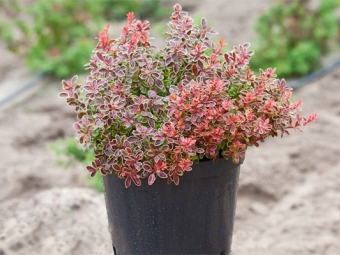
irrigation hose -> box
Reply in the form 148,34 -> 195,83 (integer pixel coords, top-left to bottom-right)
287,58 -> 340,88
0,72 -> 45,106
1,58 -> 340,107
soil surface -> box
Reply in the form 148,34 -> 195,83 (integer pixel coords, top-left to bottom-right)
1,1 -> 340,255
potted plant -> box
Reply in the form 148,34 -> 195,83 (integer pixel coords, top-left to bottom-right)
59,4 -> 316,254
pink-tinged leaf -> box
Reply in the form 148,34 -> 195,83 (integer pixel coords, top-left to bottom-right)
141,170 -> 149,178
71,75 -> 78,85
105,149 -> 113,156
201,18 -> 207,29
73,122 -> 81,130
139,73 -> 148,80
132,176 -> 141,186
128,136 -> 137,143
154,140 -> 162,146
125,177 -> 132,188
165,57 -> 172,65
148,76 -> 154,85
157,172 -> 167,178
173,174 -> 179,185
196,148 -> 205,154
96,52 -> 104,61
148,90 -> 156,98
153,73 -> 161,79
174,3 -> 182,12
115,150 -> 122,157
148,174 -> 156,185
129,60 -> 135,68
156,80 -> 164,89
85,134 -> 91,143
59,92 -> 68,98
117,70 -> 125,77
112,95 -> 120,103
148,119 -> 155,128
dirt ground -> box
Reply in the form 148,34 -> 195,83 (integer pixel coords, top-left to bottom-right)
1,0 -> 340,254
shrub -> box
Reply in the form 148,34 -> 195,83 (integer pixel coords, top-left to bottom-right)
60,4 -> 316,187
49,138 -> 103,192
250,0 -> 340,78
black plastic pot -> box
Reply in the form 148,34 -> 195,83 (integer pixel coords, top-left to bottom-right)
103,158 -> 243,255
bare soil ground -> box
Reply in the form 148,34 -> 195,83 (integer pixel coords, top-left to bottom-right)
1,1 -> 340,254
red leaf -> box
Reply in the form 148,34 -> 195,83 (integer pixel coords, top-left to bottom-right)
132,176 -> 141,186
112,164 -> 121,171
96,52 -> 105,61
125,177 -> 132,188
86,166 -> 97,177
192,64 -> 198,76
198,60 -> 204,69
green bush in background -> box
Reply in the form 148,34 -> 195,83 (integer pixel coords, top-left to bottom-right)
0,0 -> 168,78
250,0 -> 340,78
49,138 -> 103,192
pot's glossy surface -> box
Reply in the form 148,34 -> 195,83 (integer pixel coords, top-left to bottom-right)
103,158 -> 242,255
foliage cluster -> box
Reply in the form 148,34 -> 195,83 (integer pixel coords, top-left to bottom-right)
251,0 -> 340,78
0,0 -> 167,78
60,4 -> 316,187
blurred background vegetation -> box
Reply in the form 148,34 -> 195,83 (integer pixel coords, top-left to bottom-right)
0,0 -> 169,78
1,0 -> 339,192
1,0 -> 339,79
251,0 -> 340,78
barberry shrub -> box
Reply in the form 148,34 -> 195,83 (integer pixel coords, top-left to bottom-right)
60,4 -> 316,187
